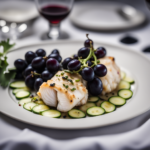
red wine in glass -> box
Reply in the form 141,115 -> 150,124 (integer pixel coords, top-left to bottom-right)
35,0 -> 74,39
40,5 -> 70,24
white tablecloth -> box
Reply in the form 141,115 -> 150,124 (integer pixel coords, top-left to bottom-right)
1,0 -> 150,149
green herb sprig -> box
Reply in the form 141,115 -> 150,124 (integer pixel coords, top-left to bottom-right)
0,39 -> 16,87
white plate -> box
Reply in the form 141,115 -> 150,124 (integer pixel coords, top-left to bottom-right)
0,40 -> 150,129
70,1 -> 146,31
0,1 -> 39,23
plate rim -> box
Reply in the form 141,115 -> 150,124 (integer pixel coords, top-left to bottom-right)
1,40 -> 150,130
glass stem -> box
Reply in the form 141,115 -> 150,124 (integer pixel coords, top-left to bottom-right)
48,23 -> 60,40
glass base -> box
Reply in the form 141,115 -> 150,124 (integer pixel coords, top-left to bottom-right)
41,30 -> 70,40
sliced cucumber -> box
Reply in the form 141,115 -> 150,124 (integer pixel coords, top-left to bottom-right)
101,101 -> 116,113
121,71 -> 126,79
18,98 -> 32,106
15,90 -> 30,99
35,100 -> 45,105
88,96 -> 99,103
23,102 -> 37,111
32,105 -> 49,114
96,100 -> 104,106
118,89 -> 133,100
41,110 -> 61,118
68,109 -> 86,119
124,76 -> 134,84
79,103 -> 96,112
87,106 -> 105,116
109,96 -> 126,106
117,80 -> 131,90
13,88 -> 29,95
10,81 -> 26,89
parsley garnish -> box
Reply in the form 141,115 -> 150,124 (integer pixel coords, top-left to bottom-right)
0,39 -> 16,87
75,79 -> 80,82
63,84 -> 68,89
71,88 -> 76,91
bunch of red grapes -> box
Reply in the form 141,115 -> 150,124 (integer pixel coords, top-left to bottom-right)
14,49 -> 62,91
62,35 -> 107,95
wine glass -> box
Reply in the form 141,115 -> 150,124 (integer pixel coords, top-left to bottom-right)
35,0 -> 74,40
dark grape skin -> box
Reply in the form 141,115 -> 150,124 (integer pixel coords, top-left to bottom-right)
95,47 -> 106,59
94,64 -> 107,77
84,39 -> 93,47
67,59 -> 81,71
25,51 -> 37,64
25,74 -> 35,89
73,54 -> 78,59
24,66 -> 34,77
31,57 -> 45,70
34,78 -> 43,92
88,77 -> 103,96
14,59 -> 27,71
41,70 -> 53,82
86,60 -> 93,67
62,57 -> 73,69
78,47 -> 90,59
15,71 -> 24,80
36,49 -> 46,57
46,58 -> 60,72
81,67 -> 95,81
48,53 -> 62,63
51,49 -> 59,55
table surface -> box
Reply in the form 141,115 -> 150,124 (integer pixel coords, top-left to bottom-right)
1,0 -> 150,140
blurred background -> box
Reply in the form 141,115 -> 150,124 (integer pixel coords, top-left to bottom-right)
0,0 -> 150,57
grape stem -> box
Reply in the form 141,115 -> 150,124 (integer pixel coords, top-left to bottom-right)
65,35 -> 100,74
31,71 -> 41,77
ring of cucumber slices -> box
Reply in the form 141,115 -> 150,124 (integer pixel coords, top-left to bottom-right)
11,70 -> 135,119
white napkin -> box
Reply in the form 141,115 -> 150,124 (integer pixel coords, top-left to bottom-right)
0,119 -> 150,150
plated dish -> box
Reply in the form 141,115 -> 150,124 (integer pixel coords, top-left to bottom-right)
10,35 -> 135,119
1,40 -> 150,129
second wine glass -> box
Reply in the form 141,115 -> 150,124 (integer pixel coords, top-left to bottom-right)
35,0 -> 74,40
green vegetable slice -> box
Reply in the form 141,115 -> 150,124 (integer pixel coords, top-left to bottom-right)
88,96 -> 99,103
68,109 -> 86,119
18,98 -> 32,106
15,90 -> 30,99
123,76 -> 134,84
118,89 -> 133,100
32,105 -> 49,114
10,81 -> 26,89
41,110 -> 61,118
87,106 -> 105,116
101,101 -> 116,113
117,80 -> 131,90
79,103 -> 96,112
109,96 -> 126,106
23,102 -> 37,111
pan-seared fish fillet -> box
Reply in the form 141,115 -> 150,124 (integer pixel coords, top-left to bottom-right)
99,56 -> 121,95
37,71 -> 88,112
